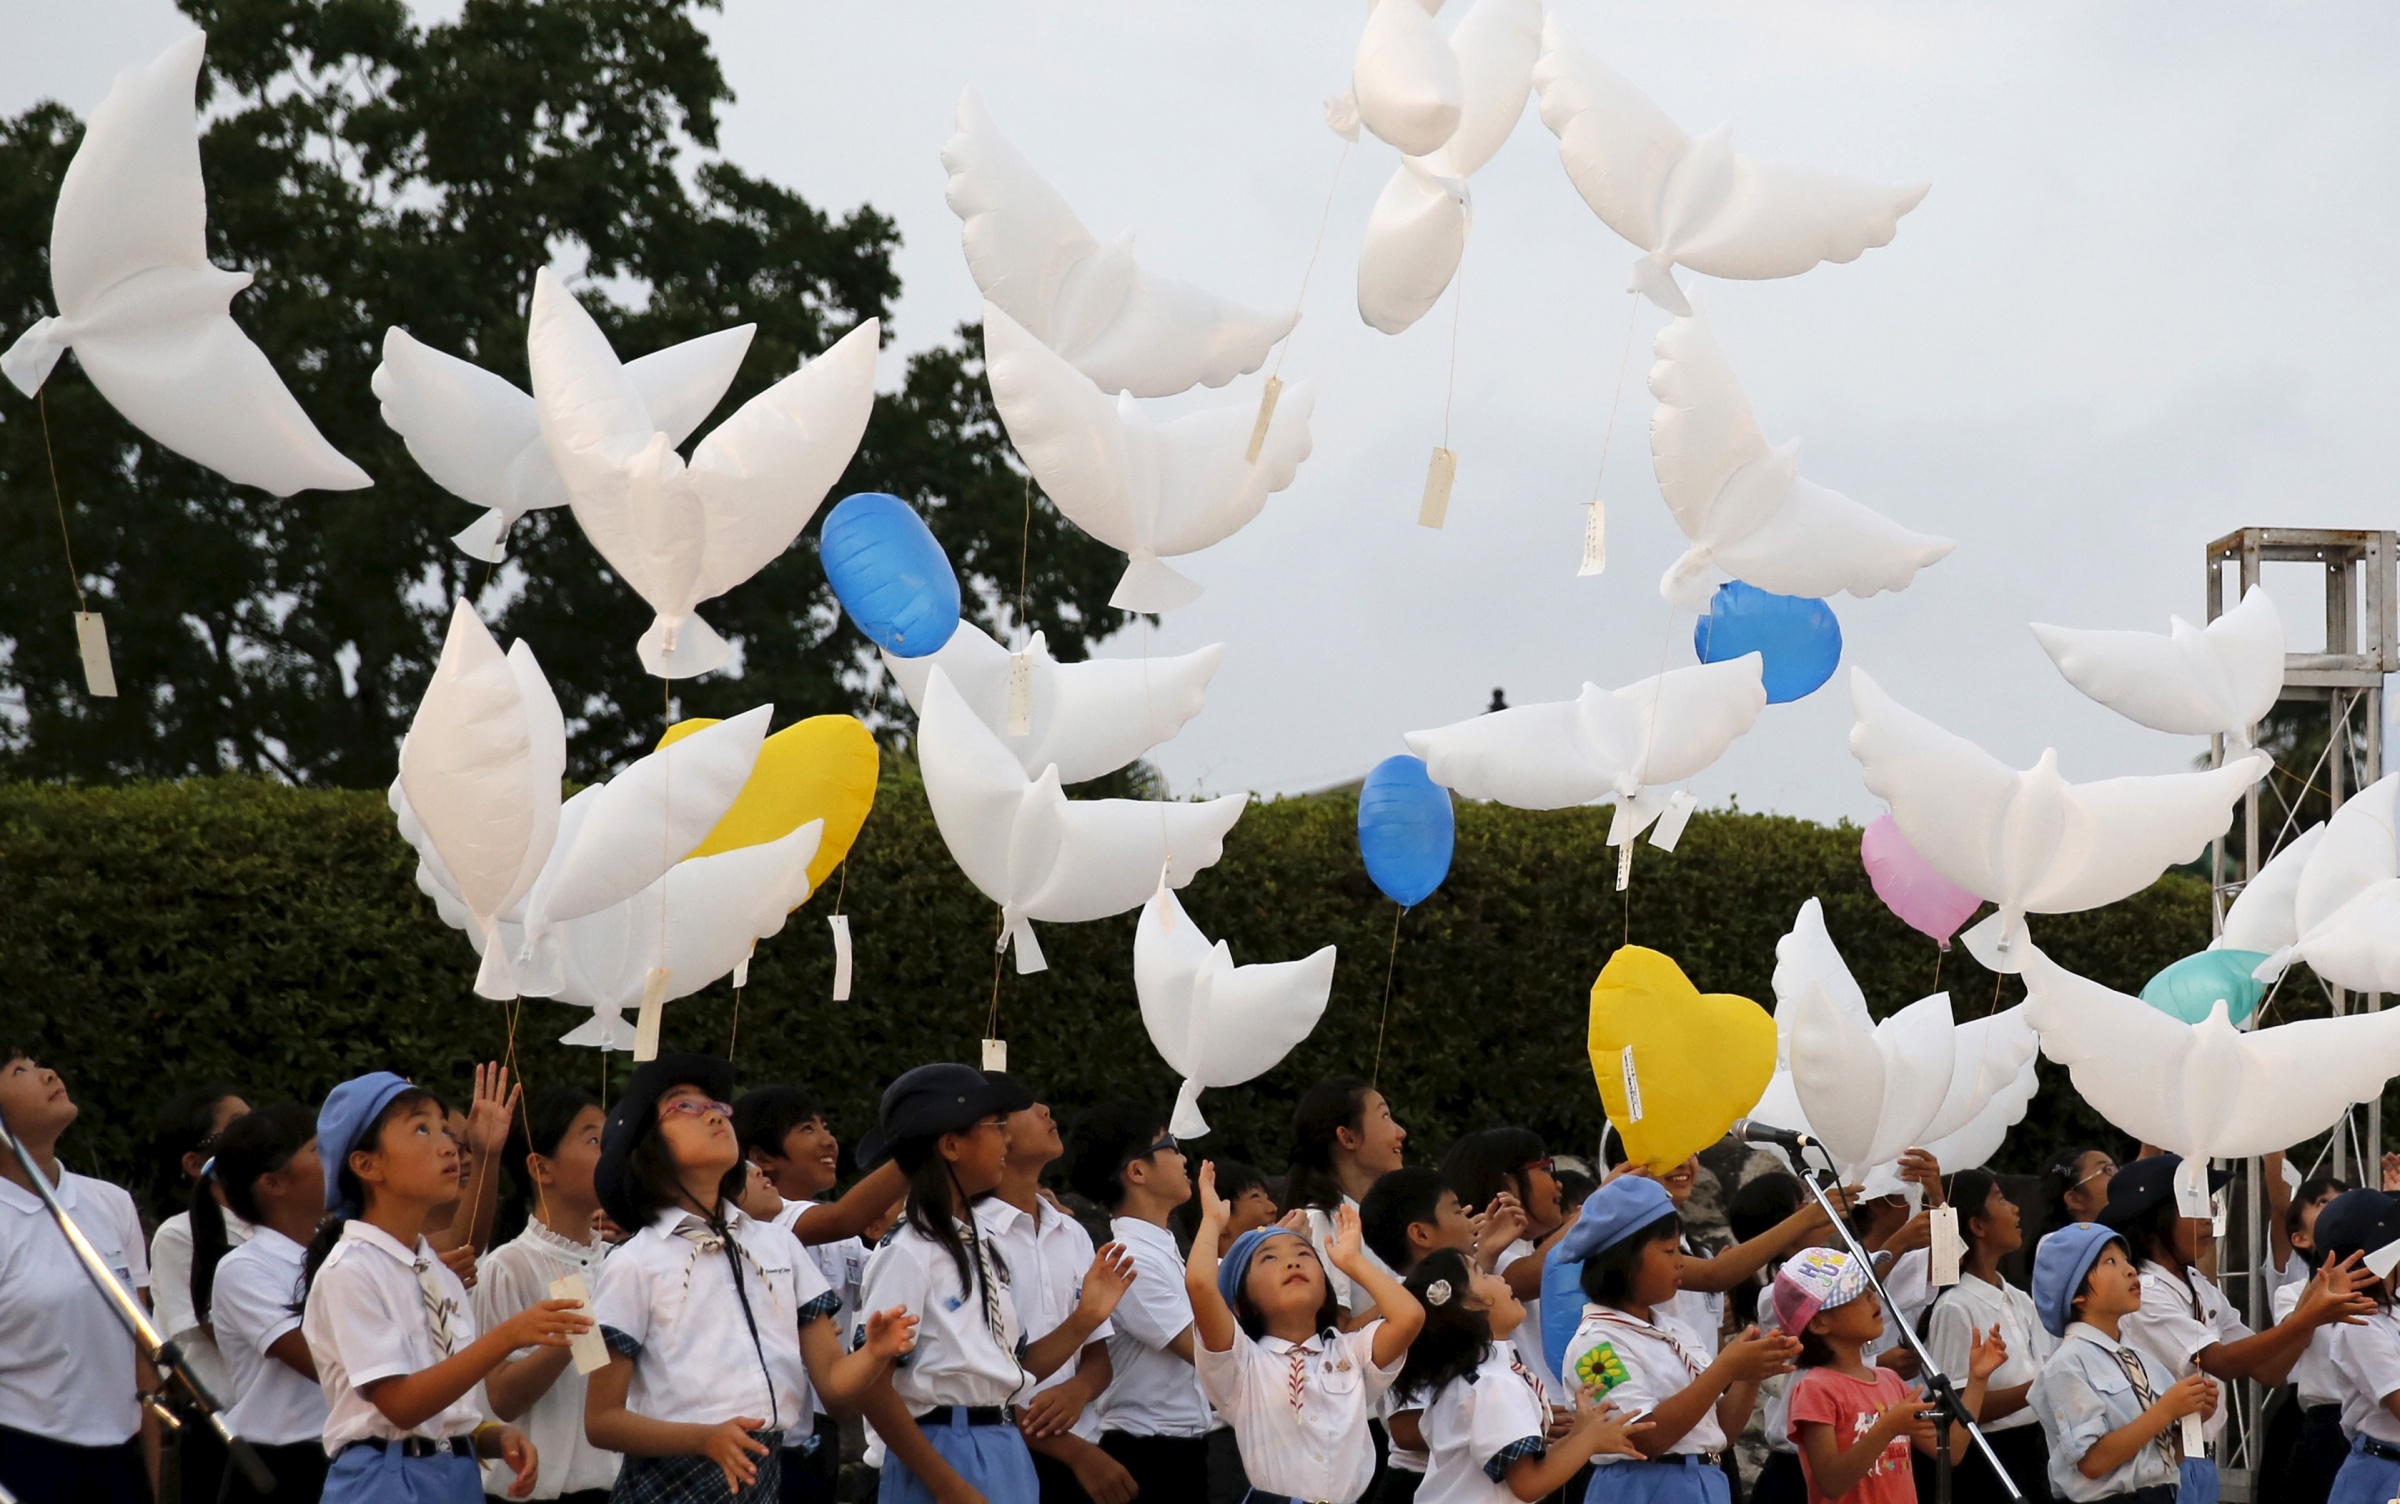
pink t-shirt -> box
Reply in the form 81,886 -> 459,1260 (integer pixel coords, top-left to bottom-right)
1786,1365 -> 1916,1504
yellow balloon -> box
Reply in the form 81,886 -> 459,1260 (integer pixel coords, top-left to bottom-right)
1586,946 -> 1775,1173
658,714 -> 878,892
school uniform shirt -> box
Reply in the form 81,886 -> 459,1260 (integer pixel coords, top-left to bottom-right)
1304,1201 -> 1395,1316
151,1205 -> 253,1411
858,1216 -> 1030,1412
1561,1305 -> 1725,1464
1785,1364 -> 1915,1504
2027,1321 -> 2182,1503
1498,1239 -> 1546,1382
976,1195 -> 1113,1443
590,1205 -> 836,1434
2270,1278 -> 2344,1410
1866,1249 -> 1931,1362
1923,1271 -> 2055,1434
1194,1321 -> 1400,1504
1753,1298 -> 1797,1456
302,1219 -> 484,1451
1667,1238 -> 1727,1358
2323,1306 -> 2400,1446
2118,1260 -> 2247,1448
0,1168 -> 150,1445
774,1199 -> 870,1346
474,1217 -> 619,1498
1100,1216 -> 1212,1439
1418,1346 -> 1551,1504
1380,1383 -> 1430,1474
211,1227 -> 325,1447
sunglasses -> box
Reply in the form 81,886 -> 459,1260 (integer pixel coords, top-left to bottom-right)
658,1098 -> 735,1123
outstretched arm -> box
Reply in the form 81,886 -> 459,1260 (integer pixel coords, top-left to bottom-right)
1184,1164 -> 1239,1354
1327,1203 -> 1423,1369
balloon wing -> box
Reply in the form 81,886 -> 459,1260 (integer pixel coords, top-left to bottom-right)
2216,823 -> 2324,958
1,33 -> 371,496
1136,887 -> 1336,1137
2286,773 -> 2400,992
1351,0 -> 1465,158
1770,900 -> 1955,1178
2031,584 -> 2284,745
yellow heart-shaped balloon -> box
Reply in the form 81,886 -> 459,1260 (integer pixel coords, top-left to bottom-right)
1587,946 -> 1775,1172
658,714 -> 878,892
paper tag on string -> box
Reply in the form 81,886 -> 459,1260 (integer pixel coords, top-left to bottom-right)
633,967 -> 670,1062
828,914 -> 852,1001
2173,1156 -> 2214,1220
1005,650 -> 1033,736
2180,1412 -> 2205,1461
1578,500 -> 1607,577
1418,447 -> 1457,529
1649,791 -> 1699,853
548,1273 -> 611,1374
731,948 -> 751,991
2211,1188 -> 2228,1241
1618,1045 -> 1644,1123
1614,841 -> 1633,892
1928,1205 -> 1963,1288
981,1038 -> 1007,1073
1245,375 -> 1284,464
74,612 -> 117,698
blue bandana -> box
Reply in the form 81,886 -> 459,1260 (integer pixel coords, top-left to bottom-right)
1219,1225 -> 1310,1311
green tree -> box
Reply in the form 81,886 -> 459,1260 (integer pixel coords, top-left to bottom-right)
0,0 -> 1124,786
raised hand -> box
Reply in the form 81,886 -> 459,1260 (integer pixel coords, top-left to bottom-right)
862,1306 -> 918,1360
1969,1322 -> 2008,1381
1329,1201 -> 1368,1273
1718,1326 -> 1800,1382
2300,1252 -> 2380,1327
1195,1162 -> 1231,1233
1478,1191 -> 1530,1262
466,1061 -> 520,1155
1077,1243 -> 1138,1325
1895,1148 -> 1946,1203
497,1296 -> 591,1350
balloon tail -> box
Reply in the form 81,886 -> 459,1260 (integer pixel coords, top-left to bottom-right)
1932,945 -> 1943,993
1370,904 -> 1405,1088
1579,292 -> 1644,577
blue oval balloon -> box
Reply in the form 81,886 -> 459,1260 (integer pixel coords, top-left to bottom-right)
820,492 -> 962,658
2140,948 -> 2270,1026
1358,755 -> 1454,908
1692,582 -> 1842,704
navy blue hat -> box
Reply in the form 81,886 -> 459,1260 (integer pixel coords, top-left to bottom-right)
2100,1153 -> 2230,1232
317,1072 -> 417,1215
595,1054 -> 738,1232
2315,1189 -> 2400,1265
2033,1221 -> 2127,1337
1219,1225 -> 1312,1310
1556,1174 -> 1676,1263
855,1064 -> 1034,1167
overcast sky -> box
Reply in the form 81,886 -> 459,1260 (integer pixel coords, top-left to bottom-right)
9,1 -> 2398,823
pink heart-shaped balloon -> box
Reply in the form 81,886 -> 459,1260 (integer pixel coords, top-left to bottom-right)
1861,814 -> 1984,949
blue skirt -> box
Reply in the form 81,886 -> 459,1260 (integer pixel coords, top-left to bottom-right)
2329,1440 -> 2400,1504
878,1411 -> 1039,1504
1581,1455 -> 1729,1504
320,1443 -> 483,1504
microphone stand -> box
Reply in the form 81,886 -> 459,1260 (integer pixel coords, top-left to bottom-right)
1793,1143 -> 2022,1504
0,1110 -> 276,1497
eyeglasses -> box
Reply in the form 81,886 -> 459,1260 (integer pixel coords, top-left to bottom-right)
658,1099 -> 734,1123
1147,1133 -> 1181,1156
2068,1161 -> 2117,1192
1518,1158 -> 1556,1176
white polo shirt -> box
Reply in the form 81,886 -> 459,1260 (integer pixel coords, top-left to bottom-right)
474,1217 -> 620,1497
1924,1271 -> 2055,1434
589,1206 -> 835,1434
976,1195 -> 1111,1442
858,1217 -> 1027,1411
1195,1322 -> 1399,1504
2272,1276 -> 2344,1409
212,1227 -> 325,1447
2120,1261 -> 2249,1448
151,1205 -> 254,1410
1867,1248 -> 1931,1361
0,1169 -> 149,1445
2326,1306 -> 2400,1445
1418,1345 -> 1550,1504
1099,1216 -> 1210,1439
1561,1305 -> 1722,1462
774,1198 -> 871,1346
1498,1239 -> 1546,1382
301,1219 -> 483,1450
1302,1201 -> 1397,1316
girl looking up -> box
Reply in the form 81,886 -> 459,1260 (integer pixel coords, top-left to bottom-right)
205,1103 -> 329,1504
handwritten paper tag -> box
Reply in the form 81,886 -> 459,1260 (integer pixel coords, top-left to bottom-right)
828,914 -> 853,1001
1578,500 -> 1607,577
1418,447 -> 1457,529
633,967 -> 670,1062
1649,791 -> 1699,853
1006,650 -> 1033,736
981,1038 -> 1008,1073
548,1272 -> 610,1374
1245,375 -> 1284,464
74,612 -> 117,698
2180,1411 -> 2205,1461
1928,1205 -> 1963,1288
1614,841 -> 1633,893
2173,1156 -> 2214,1220
1619,1045 -> 1644,1123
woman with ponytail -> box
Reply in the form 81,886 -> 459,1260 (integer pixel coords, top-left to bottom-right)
149,1081 -> 250,1504
206,1103 -> 329,1502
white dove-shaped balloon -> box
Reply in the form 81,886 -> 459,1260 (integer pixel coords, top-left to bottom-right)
1530,16 -> 1928,316
1,34 -> 370,496
1403,655 -> 1766,811
2032,585 -> 2284,748
1136,887 -> 1337,1138
982,303 -> 1315,612
2023,941 -> 2400,1165
881,620 -> 1222,784
2276,773 -> 2400,994
527,266 -> 878,678
1357,0 -> 1541,335
942,91 -> 1296,398
373,321 -> 754,562
1849,669 -> 2264,974
2213,823 -> 2324,957
1856,1054 -> 2040,1203
917,667 -> 1247,974
396,602 -> 565,1000
1648,304 -> 1951,608
1352,0 -> 1465,157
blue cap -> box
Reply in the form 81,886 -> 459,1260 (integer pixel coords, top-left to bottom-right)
1556,1174 -> 1676,1264
317,1072 -> 415,1215
2032,1221 -> 2126,1337
1219,1225 -> 1309,1310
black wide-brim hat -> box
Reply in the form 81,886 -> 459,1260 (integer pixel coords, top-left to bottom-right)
595,1053 -> 739,1231
2099,1152 -> 2232,1232
855,1063 -> 1034,1168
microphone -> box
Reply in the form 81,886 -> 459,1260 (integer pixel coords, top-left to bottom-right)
1729,1119 -> 1815,1151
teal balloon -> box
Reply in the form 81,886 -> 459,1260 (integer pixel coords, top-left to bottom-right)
2140,949 -> 2270,1025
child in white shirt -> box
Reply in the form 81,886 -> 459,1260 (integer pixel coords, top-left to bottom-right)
202,1102 -> 329,1504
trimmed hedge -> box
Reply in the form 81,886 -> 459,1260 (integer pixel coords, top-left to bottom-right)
0,771 -> 2238,1217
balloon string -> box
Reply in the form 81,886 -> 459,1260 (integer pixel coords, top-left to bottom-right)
1931,945 -> 1943,994
1587,293 -> 1644,506
1369,903 -> 1405,1089
831,859 -> 848,917
503,997 -> 544,1235
985,920 -> 1005,1044
1015,473 -> 1034,649
728,983 -> 742,1063
37,392 -> 89,615
1270,136 -> 1353,382
1439,246 -> 1468,450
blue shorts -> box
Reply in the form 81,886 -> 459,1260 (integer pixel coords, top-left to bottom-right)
878,1410 -> 1038,1504
2178,1455 -> 2218,1504
2330,1439 -> 2400,1504
320,1442 -> 482,1504
1581,1455 -> 1729,1504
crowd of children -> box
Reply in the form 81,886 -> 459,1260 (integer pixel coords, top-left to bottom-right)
9,1022 -> 2400,1504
